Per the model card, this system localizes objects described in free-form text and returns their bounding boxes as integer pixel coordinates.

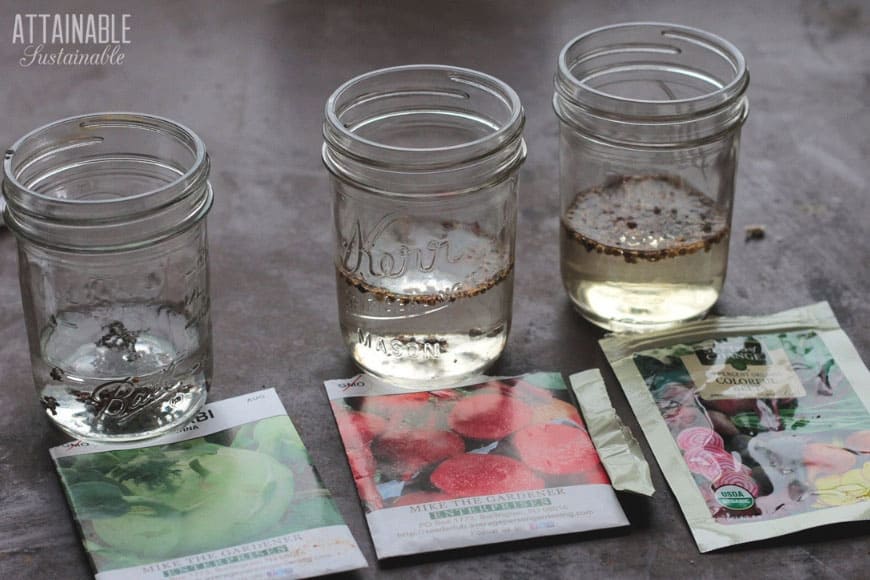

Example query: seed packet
[50,389,367,579]
[324,372,629,558]
[600,302,870,552]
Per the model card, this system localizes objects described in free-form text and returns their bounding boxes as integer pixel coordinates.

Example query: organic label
[714,485,755,510]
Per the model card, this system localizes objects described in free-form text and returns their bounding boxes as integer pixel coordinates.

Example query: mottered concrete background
[0,1,867,578]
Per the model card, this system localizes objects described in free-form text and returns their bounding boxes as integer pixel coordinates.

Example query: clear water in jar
[35,304,209,442]
[336,221,513,386]
[561,175,730,332]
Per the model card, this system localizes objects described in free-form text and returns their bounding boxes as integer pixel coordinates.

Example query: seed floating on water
[561,175,731,331]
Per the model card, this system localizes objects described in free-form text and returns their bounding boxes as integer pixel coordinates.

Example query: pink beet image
[683,448,724,481]
[716,470,760,497]
[677,427,724,452]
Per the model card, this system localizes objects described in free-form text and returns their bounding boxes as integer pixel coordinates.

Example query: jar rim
[2,112,212,251]
[3,111,207,210]
[323,64,525,169]
[556,22,748,118]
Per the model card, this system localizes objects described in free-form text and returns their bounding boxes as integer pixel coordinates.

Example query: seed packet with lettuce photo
[601,302,870,552]
[324,372,630,559]
[50,389,367,579]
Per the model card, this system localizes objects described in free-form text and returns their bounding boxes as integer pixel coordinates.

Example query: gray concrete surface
[0,0,868,578]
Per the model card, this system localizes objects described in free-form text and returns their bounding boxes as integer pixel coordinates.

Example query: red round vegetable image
[448,393,533,440]
[346,445,383,510]
[477,379,555,403]
[333,379,609,512]
[531,399,583,426]
[431,453,545,496]
[373,429,465,481]
[362,392,431,420]
[512,424,600,476]
[334,410,387,449]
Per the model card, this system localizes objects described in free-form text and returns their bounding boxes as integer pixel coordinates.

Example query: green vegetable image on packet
[50,389,367,579]
[600,302,870,552]
[324,372,632,559]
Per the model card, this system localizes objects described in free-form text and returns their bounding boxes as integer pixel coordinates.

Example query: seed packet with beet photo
[601,302,870,552]
[50,389,367,579]
[324,372,630,558]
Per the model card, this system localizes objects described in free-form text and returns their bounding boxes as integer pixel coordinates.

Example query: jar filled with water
[323,65,526,386]
[3,113,214,442]
[554,23,749,331]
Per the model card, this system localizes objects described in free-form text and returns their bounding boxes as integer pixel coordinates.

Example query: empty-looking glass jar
[554,23,749,332]
[3,113,213,442]
[323,65,526,386]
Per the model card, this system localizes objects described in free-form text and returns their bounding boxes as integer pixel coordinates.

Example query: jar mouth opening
[323,64,525,169]
[556,22,748,118]
[3,112,208,214]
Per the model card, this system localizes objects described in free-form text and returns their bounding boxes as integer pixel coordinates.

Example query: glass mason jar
[323,65,526,386]
[554,23,749,332]
[2,113,213,442]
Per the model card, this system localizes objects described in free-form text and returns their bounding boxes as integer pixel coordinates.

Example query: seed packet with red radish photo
[324,372,629,558]
[601,302,870,552]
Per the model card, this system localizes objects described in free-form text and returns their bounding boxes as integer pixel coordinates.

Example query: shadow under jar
[3,113,213,442]
[323,65,526,387]
[554,23,749,332]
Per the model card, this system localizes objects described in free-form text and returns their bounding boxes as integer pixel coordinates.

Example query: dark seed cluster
[338,264,514,306]
[563,174,730,264]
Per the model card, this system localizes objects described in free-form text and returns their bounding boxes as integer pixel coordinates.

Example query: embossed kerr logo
[341,214,466,279]
[12,13,131,67]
